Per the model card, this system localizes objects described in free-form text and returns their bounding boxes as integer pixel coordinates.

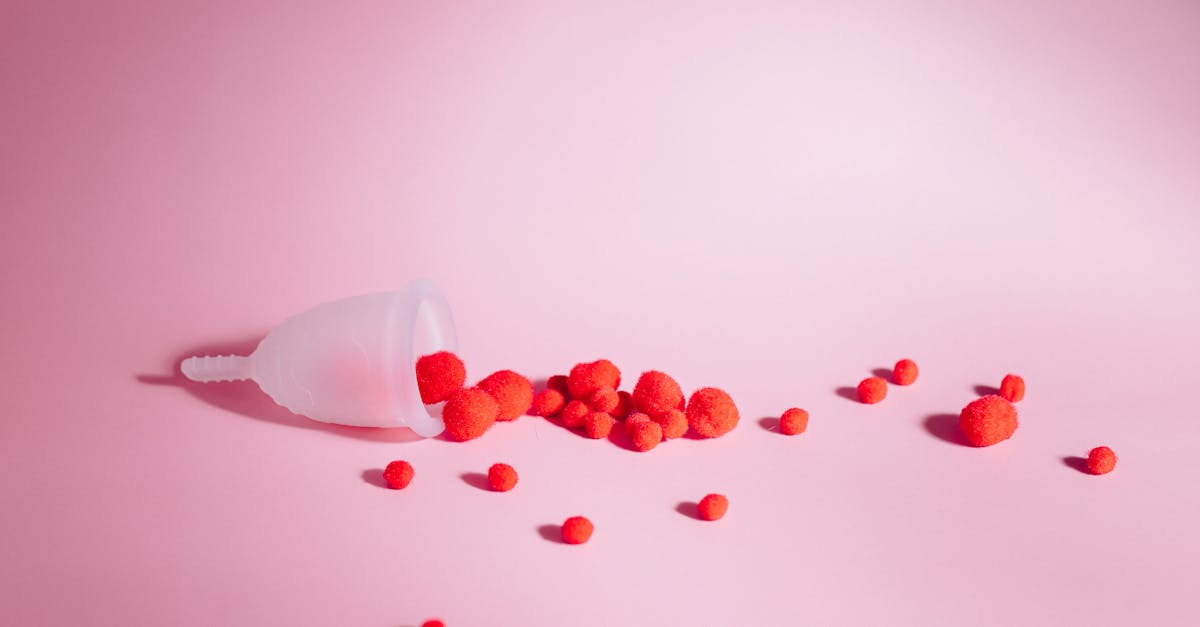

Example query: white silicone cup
[180,279,458,437]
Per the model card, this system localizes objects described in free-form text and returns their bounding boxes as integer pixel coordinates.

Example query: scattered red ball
[560,400,589,428]
[382,460,414,489]
[625,412,652,436]
[1087,446,1118,475]
[421,620,445,627]
[441,387,499,441]
[546,374,570,397]
[697,493,728,521]
[531,388,566,417]
[685,387,740,438]
[1000,374,1025,402]
[567,359,621,400]
[415,351,466,404]
[779,408,809,435]
[630,420,664,451]
[584,411,615,439]
[561,516,594,544]
[857,377,888,404]
[611,391,634,419]
[477,369,533,422]
[588,386,619,413]
[632,370,684,417]
[892,359,918,386]
[487,463,519,491]
[958,394,1018,447]
[653,408,688,440]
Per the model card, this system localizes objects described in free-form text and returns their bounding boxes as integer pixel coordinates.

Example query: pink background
[3,1,1199,625]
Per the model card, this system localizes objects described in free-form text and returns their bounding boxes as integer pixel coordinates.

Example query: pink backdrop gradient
[3,1,1199,625]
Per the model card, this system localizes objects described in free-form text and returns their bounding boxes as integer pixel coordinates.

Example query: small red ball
[382,460,414,489]
[630,420,663,452]
[477,370,533,421]
[1000,374,1025,402]
[625,412,652,436]
[567,359,621,400]
[958,394,1018,447]
[653,408,689,440]
[441,387,499,441]
[421,620,445,627]
[588,386,619,413]
[583,411,615,439]
[611,391,634,419]
[546,374,570,397]
[560,399,589,428]
[779,408,809,435]
[487,463,519,491]
[857,377,888,404]
[892,359,918,386]
[1087,446,1117,475]
[685,387,740,438]
[561,516,594,544]
[632,370,685,417]
[531,388,566,417]
[415,351,466,404]
[697,493,728,521]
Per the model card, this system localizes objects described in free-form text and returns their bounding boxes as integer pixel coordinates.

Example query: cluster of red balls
[414,351,534,442]
[527,359,740,451]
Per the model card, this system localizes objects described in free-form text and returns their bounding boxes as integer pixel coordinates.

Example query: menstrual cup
[180,279,457,437]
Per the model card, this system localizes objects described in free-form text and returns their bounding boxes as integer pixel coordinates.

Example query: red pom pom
[560,400,589,428]
[1000,374,1025,402]
[625,412,652,436]
[1087,446,1117,475]
[653,408,688,440]
[546,375,570,397]
[630,420,663,451]
[415,351,466,404]
[531,388,566,417]
[856,377,888,404]
[611,391,634,419]
[382,460,414,489]
[697,493,728,521]
[561,516,594,544]
[421,620,445,627]
[958,395,1018,447]
[477,370,533,421]
[487,463,519,491]
[588,386,619,413]
[567,359,621,400]
[685,387,740,438]
[632,371,684,417]
[442,388,499,441]
[583,411,615,439]
[779,408,808,435]
[892,359,918,386]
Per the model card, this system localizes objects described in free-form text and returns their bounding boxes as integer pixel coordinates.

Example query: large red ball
[567,359,621,400]
[958,395,1018,447]
[414,351,466,404]
[477,370,533,421]
[441,387,499,441]
[685,387,740,438]
[632,370,684,417]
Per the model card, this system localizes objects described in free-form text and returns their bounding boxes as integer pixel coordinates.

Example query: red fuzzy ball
[625,412,652,436]
[560,400,589,428]
[531,388,566,417]
[415,351,466,404]
[685,387,740,438]
[584,411,615,439]
[421,620,445,627]
[653,408,688,440]
[382,460,414,489]
[857,377,888,404]
[892,359,918,386]
[630,420,663,452]
[546,374,570,397]
[477,370,533,422]
[1087,446,1117,475]
[442,387,499,441]
[958,395,1018,447]
[487,463,519,491]
[632,371,684,417]
[779,408,809,435]
[697,493,728,521]
[567,359,621,400]
[561,516,594,544]
[588,386,619,413]
[611,391,634,419]
[1000,374,1025,402]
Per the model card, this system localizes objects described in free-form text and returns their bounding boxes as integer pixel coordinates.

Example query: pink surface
[3,1,1200,625]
